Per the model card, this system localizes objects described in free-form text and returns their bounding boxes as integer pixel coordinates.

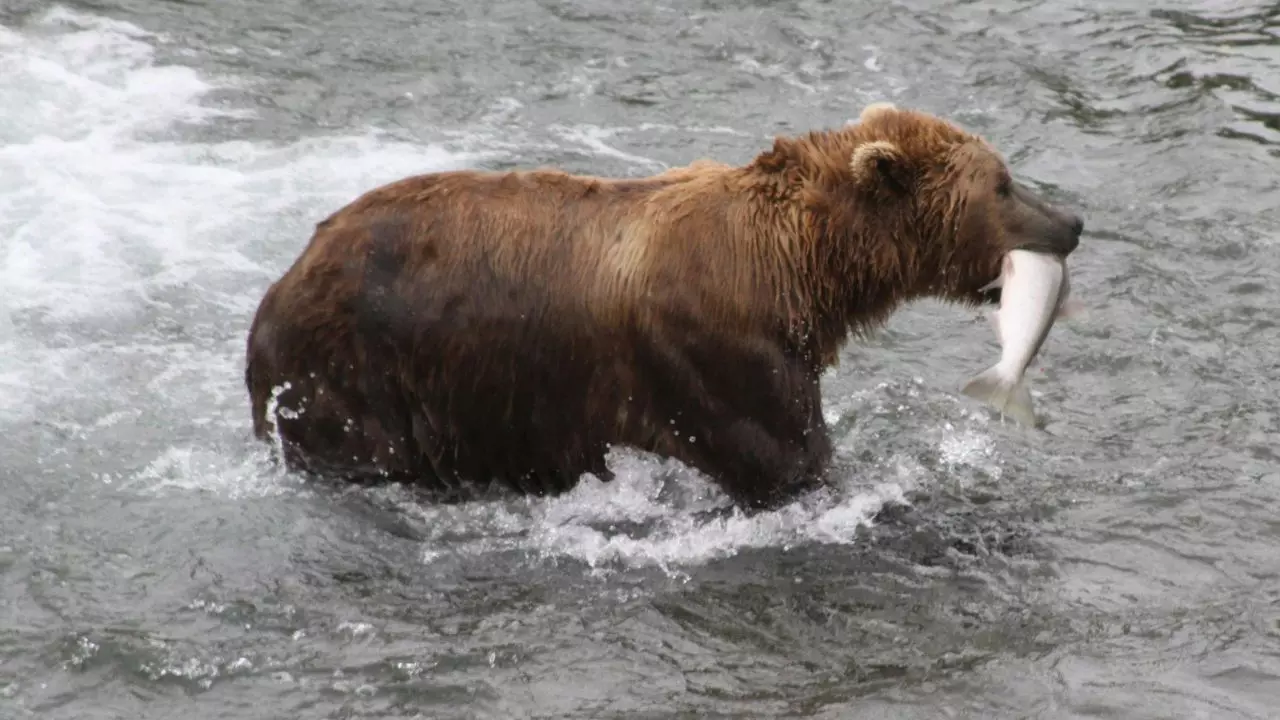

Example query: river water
[1,1,1278,718]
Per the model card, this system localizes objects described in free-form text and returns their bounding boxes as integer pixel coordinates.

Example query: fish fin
[1057,298,1086,320]
[978,276,1003,293]
[961,365,1038,428]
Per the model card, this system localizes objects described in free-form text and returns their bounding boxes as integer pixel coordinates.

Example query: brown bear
[244,102,1083,510]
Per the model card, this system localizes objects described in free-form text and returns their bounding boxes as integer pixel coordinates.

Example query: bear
[243,102,1083,510]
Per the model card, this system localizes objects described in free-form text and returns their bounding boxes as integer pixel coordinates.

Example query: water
[2,0,1279,717]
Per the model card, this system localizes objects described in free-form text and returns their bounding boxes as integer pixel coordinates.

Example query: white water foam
[0,8,490,433]
[0,40,481,325]
[0,7,1006,573]
[526,450,917,572]
[372,445,922,577]
[382,396,1006,576]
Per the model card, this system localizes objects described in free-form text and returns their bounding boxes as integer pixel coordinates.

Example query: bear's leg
[692,384,832,510]
[247,353,421,483]
[246,308,428,487]
[636,332,833,510]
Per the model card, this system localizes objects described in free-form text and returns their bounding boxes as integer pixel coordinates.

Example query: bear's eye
[996,177,1012,198]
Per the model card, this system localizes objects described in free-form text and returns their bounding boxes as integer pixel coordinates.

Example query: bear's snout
[1062,210,1084,254]
[1006,181,1085,258]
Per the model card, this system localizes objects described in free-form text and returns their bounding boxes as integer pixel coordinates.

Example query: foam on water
[0,7,1006,573]
[1,15,483,268]
[524,450,918,572]
[382,424,994,576]
[0,8,489,427]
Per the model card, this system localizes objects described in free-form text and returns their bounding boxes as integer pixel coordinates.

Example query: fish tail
[961,364,1038,427]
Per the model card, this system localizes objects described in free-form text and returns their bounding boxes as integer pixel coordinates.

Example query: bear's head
[845,101,1083,308]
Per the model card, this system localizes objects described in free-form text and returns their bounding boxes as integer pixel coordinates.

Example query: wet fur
[245,105,1052,509]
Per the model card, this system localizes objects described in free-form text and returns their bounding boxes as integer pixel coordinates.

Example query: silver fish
[962,249,1080,427]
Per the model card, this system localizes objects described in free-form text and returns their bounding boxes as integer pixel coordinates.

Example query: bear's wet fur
[245,102,1083,510]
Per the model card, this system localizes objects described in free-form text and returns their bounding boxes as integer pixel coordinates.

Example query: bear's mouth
[979,286,1002,305]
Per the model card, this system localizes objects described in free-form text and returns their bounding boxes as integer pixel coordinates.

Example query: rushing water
[2,1,1279,717]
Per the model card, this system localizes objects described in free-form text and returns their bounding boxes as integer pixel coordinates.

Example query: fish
[961,249,1082,427]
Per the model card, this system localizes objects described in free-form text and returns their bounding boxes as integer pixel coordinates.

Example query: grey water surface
[1,0,1279,718]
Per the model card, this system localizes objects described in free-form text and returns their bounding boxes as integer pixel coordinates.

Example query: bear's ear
[850,140,914,193]
[858,101,898,125]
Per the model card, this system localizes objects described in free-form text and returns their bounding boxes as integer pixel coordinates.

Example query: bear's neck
[796,228,935,367]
